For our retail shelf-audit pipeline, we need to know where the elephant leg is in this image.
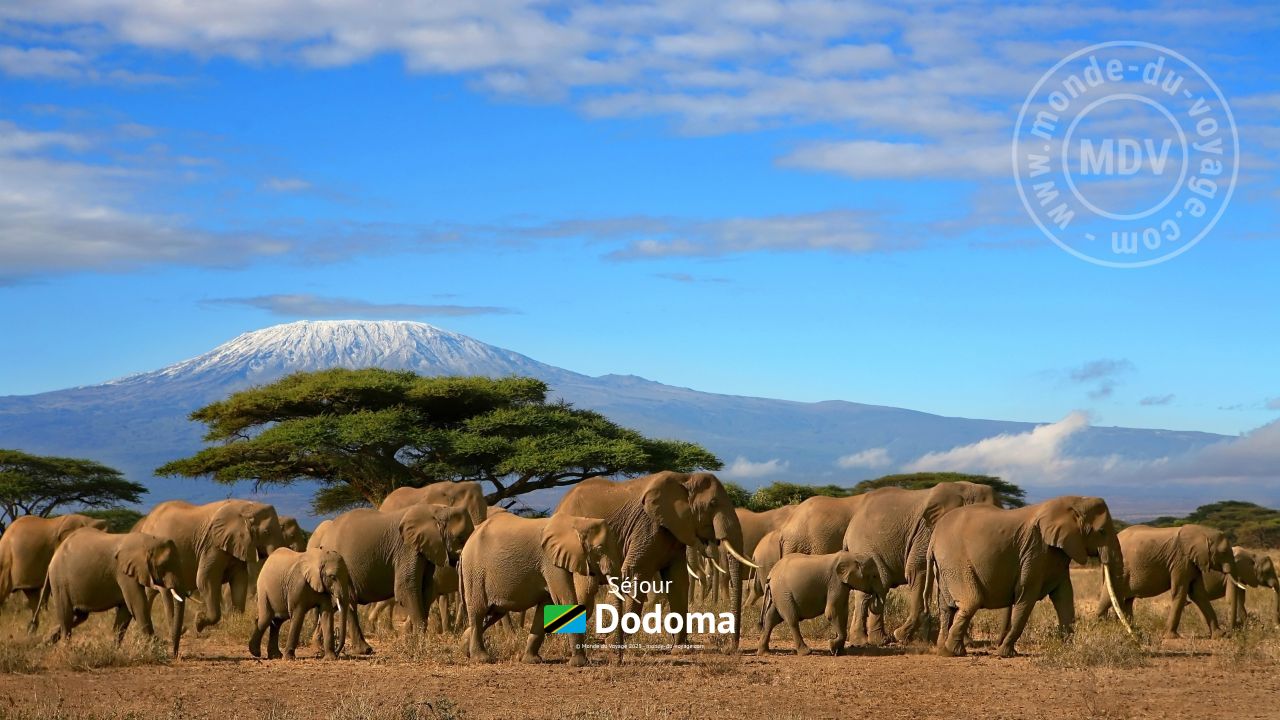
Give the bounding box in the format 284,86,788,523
1226,581,1245,629
1188,581,1222,638
825,589,849,656
346,604,375,655
227,564,249,615
895,574,927,643
112,605,132,643
784,607,809,656
522,601,547,664
996,599,1036,658
662,564,691,647
939,605,974,657
935,603,955,654
1049,581,1076,639
849,591,870,645
121,582,154,638
317,606,337,660
993,606,1012,647
1165,582,1190,639
757,602,780,654
249,611,271,658
267,618,283,660
465,599,493,662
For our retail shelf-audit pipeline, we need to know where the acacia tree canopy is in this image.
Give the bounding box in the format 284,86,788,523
0,449,146,528
157,369,722,514
851,472,1027,508
725,472,1027,512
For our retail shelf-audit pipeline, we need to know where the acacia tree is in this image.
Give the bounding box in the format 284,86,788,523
157,369,721,513
852,472,1027,508
0,449,146,528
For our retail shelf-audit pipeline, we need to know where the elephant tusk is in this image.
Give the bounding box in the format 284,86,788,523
1102,563,1134,638
687,563,703,581
1232,577,1249,591
170,589,184,604
724,542,760,569
709,557,727,574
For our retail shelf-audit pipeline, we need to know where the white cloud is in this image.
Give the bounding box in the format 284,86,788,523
905,411,1092,484
204,293,515,318
262,177,311,193
723,456,788,479
779,140,1010,180
837,447,892,469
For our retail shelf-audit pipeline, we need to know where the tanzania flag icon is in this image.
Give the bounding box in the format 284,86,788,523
543,604,587,634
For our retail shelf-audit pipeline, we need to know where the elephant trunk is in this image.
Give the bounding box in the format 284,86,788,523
170,595,185,658
714,515,746,652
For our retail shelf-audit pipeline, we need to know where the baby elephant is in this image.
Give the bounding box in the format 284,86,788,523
250,548,353,660
758,550,886,656
40,528,188,657
461,512,620,665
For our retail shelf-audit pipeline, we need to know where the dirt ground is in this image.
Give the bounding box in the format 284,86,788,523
3,568,1279,720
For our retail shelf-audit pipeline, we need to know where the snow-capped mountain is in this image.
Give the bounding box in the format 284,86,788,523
0,320,1243,519
109,320,576,392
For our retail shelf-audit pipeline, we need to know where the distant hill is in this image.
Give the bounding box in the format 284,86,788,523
0,320,1239,520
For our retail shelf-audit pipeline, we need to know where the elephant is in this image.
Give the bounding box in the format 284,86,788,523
554,471,756,665
1224,547,1280,628
380,481,488,525
250,547,354,660
307,503,472,655
737,505,796,604
372,481,488,631
757,550,888,656
930,495,1125,658
39,528,188,657
134,499,285,631
279,517,309,552
0,513,107,613
842,483,998,644
1094,524,1239,638
460,512,621,663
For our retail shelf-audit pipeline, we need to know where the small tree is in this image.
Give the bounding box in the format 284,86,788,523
158,369,721,513
0,449,146,528
853,472,1027,508
81,507,146,532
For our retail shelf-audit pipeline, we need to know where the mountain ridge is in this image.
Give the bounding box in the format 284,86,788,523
0,320,1240,519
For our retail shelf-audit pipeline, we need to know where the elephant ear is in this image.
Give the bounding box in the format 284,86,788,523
301,551,326,594
199,504,253,562
922,484,966,527
400,506,448,566
115,536,154,586
642,474,699,548
1178,527,1215,576
1037,505,1088,565
542,515,592,575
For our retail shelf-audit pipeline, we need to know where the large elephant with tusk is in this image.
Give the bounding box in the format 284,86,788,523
554,471,757,665
134,499,286,632
1094,523,1240,638
931,496,1127,658
39,527,189,657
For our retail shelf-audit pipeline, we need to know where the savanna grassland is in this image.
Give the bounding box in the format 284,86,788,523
2,564,1278,720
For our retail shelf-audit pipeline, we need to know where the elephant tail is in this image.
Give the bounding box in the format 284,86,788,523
30,574,51,633
759,580,773,629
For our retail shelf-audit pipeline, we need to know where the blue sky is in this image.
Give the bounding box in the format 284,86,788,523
1,1,1278,438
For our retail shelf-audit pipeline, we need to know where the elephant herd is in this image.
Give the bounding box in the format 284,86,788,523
0,475,1276,666
738,486,1279,657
